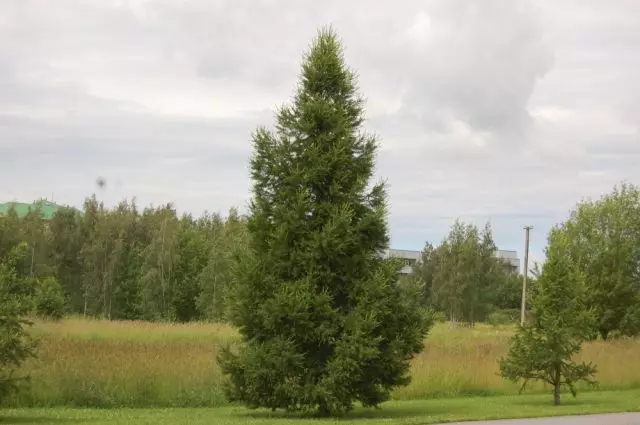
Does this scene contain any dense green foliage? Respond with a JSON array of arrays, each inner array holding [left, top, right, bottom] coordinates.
[[34, 277, 66, 320], [553, 182, 640, 340], [413, 221, 525, 323], [218, 29, 432, 416], [0, 244, 38, 403], [0, 195, 526, 328], [500, 230, 597, 405], [0, 198, 248, 322]]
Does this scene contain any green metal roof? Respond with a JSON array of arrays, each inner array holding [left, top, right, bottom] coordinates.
[[0, 199, 78, 219]]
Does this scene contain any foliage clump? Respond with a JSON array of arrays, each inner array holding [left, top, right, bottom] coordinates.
[[0, 243, 38, 403], [555, 182, 640, 340], [34, 277, 66, 321]]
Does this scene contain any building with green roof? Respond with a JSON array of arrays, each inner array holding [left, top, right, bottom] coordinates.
[[0, 199, 80, 219]]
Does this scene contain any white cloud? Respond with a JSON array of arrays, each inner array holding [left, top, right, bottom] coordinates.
[[1, 0, 639, 263]]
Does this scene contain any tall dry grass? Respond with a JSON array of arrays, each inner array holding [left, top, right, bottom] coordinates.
[[30, 316, 239, 343], [4, 319, 639, 407], [396, 331, 640, 399]]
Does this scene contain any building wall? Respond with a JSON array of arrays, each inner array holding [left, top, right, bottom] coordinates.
[[383, 248, 521, 275], [382, 249, 421, 275], [494, 249, 521, 273]]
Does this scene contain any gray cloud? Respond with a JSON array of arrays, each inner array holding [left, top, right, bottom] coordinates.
[[1, 0, 639, 265], [398, 0, 555, 144]]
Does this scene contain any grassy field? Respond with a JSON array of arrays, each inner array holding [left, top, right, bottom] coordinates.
[[3, 390, 640, 424], [3, 318, 640, 408]]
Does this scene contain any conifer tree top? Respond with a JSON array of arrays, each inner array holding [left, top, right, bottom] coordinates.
[[247, 26, 387, 261]]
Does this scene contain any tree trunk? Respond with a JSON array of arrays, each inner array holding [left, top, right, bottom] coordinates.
[[103, 250, 108, 319], [213, 273, 218, 318], [317, 403, 331, 417], [553, 382, 561, 406], [30, 241, 36, 277], [160, 219, 167, 318], [450, 305, 456, 327], [108, 279, 112, 320], [553, 364, 561, 406], [600, 329, 609, 340]]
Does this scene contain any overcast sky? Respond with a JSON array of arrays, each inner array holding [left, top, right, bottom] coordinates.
[[1, 0, 639, 266]]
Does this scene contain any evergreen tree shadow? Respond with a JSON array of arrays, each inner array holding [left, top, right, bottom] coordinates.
[[241, 403, 454, 421]]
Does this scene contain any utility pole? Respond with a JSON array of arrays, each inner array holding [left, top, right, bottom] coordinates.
[[520, 225, 533, 325]]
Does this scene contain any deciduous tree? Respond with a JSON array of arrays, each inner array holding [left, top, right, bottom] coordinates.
[[422, 220, 508, 323], [557, 182, 640, 339], [196, 209, 248, 321]]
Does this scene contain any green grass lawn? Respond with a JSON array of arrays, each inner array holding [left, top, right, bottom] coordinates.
[[3, 389, 640, 425]]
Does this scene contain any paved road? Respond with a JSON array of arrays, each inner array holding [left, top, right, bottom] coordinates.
[[440, 413, 640, 425]]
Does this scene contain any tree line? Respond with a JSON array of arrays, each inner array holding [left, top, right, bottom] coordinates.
[[0, 196, 248, 322], [1, 183, 638, 338], [0, 194, 526, 325], [411, 182, 640, 339]]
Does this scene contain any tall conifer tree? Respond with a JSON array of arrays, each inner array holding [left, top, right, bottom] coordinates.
[[218, 28, 431, 415]]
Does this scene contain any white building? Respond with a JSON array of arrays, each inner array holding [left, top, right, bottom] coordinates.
[[382, 249, 422, 275], [383, 248, 520, 275], [494, 249, 520, 274]]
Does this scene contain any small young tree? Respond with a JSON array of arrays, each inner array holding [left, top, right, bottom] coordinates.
[[218, 28, 432, 415], [34, 276, 66, 321], [0, 244, 38, 403], [499, 230, 597, 405]]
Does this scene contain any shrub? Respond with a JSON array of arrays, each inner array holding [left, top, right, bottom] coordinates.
[[488, 309, 521, 326], [34, 277, 66, 321]]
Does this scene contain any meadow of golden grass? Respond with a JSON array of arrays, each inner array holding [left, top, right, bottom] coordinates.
[[5, 318, 639, 408]]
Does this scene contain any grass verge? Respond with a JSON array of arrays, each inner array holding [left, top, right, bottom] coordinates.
[[2, 389, 640, 424]]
